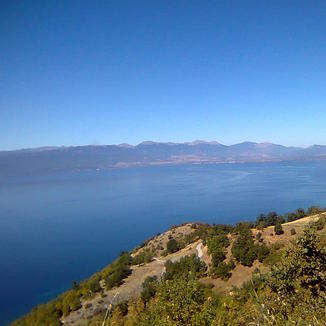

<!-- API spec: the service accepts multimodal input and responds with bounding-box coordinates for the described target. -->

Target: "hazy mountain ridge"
[1,141,326,176]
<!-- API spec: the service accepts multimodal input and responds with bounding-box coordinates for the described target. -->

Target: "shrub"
[312,216,326,231]
[166,238,179,253]
[207,235,230,253]
[141,278,210,325]
[263,211,281,227]
[60,291,81,315]
[117,301,129,316]
[141,276,158,304]
[268,227,326,296]
[12,301,62,326]
[256,223,264,231]
[164,255,206,280]
[255,232,262,242]
[256,213,266,226]
[296,208,306,219]
[274,223,284,235]
[103,252,132,290]
[161,250,168,257]
[210,261,233,280]
[132,249,154,265]
[232,224,257,266]
[207,234,231,276]
[205,282,214,289]
[211,249,226,267]
[255,243,269,262]
[89,278,101,293]
[307,205,323,215]
[290,228,296,235]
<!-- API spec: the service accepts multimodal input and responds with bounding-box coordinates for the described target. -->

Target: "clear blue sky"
[1,1,326,150]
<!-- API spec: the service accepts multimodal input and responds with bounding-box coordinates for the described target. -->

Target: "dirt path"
[62,240,200,325]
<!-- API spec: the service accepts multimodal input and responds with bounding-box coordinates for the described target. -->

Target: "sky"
[1,0,326,150]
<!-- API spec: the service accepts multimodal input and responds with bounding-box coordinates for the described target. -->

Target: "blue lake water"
[1,161,326,325]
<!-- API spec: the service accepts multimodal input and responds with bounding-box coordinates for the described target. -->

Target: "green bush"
[141,276,158,304]
[274,223,284,235]
[211,249,226,267]
[132,249,154,265]
[255,231,262,242]
[210,261,233,280]
[166,238,179,253]
[141,278,214,326]
[207,234,230,253]
[255,243,269,262]
[116,301,129,316]
[307,205,323,215]
[312,216,326,231]
[164,255,206,280]
[207,234,230,274]
[262,243,283,266]
[256,211,284,227]
[269,227,326,295]
[103,252,132,290]
[231,224,257,266]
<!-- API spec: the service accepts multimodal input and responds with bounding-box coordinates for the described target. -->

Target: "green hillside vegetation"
[12,252,133,326]
[96,224,326,326]
[131,249,154,265]
[12,207,326,326]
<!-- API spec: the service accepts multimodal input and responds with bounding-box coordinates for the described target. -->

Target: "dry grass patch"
[252,212,326,246]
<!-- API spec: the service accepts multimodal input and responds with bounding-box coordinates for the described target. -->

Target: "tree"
[142,278,210,326]
[109,307,125,326]
[269,227,326,296]
[211,249,226,267]
[296,208,306,219]
[286,212,298,222]
[256,243,269,262]
[164,255,206,280]
[132,249,154,265]
[232,224,257,266]
[89,278,101,293]
[256,232,262,242]
[72,281,80,291]
[256,213,266,226]
[274,223,284,235]
[125,298,145,326]
[312,216,326,230]
[210,261,233,280]
[166,238,178,253]
[141,276,158,304]
[207,235,229,253]
[307,206,322,215]
[266,211,279,226]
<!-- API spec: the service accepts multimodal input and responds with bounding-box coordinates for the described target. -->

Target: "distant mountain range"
[1,140,326,176]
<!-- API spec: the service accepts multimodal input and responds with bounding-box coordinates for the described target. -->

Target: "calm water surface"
[1,161,326,324]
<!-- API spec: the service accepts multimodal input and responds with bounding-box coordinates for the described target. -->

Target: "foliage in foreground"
[103,226,326,325]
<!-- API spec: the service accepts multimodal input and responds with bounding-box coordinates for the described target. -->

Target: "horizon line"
[1,140,324,153]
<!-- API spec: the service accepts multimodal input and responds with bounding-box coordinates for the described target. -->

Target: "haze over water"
[1,161,326,324]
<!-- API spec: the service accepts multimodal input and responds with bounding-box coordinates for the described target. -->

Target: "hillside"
[12,207,326,325]
[2,141,326,176]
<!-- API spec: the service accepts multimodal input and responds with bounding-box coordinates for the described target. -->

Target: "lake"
[1,161,326,325]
